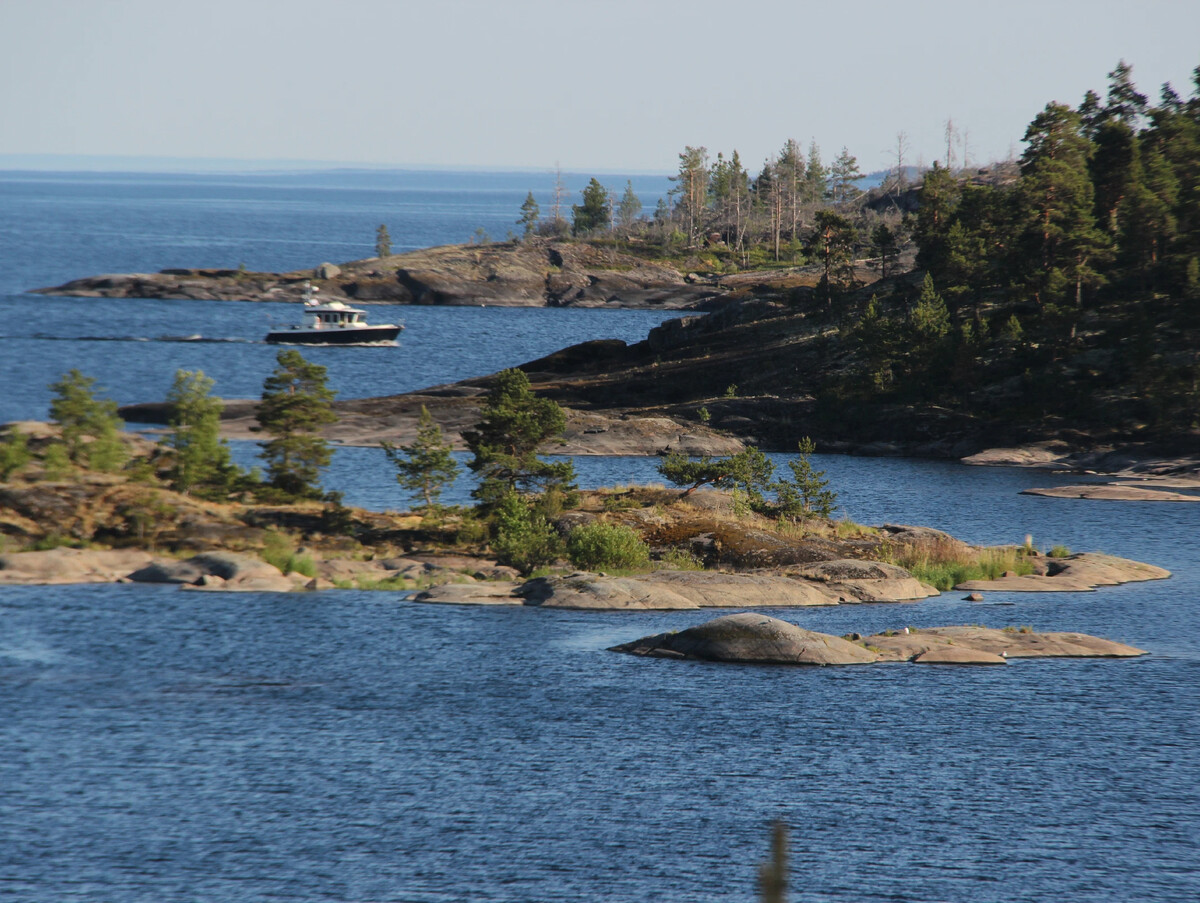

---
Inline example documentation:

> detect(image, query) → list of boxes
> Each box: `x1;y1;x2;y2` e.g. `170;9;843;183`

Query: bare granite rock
0;548;155;584
413;582;523;605
612;617;1147;668
866;625;1146;661
1021;484;1200;502
517;571;847;610
610;613;879;665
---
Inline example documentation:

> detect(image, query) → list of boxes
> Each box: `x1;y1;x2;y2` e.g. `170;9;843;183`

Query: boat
265;283;403;345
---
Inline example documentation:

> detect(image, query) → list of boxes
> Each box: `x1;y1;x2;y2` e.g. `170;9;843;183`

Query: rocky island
34;240;729;310
610;613;1147;666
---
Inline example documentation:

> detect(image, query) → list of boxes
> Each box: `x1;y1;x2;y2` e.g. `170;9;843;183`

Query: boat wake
265;339;400;347
9;334;254;344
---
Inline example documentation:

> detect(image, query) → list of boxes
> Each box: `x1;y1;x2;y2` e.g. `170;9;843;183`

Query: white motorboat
266;283;403;345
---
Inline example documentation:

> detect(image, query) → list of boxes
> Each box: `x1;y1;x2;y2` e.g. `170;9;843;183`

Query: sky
2;0;1198;175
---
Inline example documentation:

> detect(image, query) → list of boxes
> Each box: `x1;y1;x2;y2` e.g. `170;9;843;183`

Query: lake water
2;171;1199;902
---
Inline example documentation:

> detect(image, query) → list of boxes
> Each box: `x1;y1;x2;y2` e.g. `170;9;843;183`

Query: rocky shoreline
32;240;729;310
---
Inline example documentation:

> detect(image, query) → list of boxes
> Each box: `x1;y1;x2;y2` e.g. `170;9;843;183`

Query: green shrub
260;530;315;576
566;521;650;572
490;493;562;575
41;443;72;480
0;430;31;480
1049;544;1071;558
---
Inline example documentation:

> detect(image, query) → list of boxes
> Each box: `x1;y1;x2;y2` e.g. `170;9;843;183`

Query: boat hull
265;325;402;345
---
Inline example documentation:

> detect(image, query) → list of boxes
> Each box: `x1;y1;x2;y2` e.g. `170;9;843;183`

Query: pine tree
48;369;127;472
830;147;863;203
872;224;898;279
773;438;837;520
1090;119;1138;236
809;210;858;305
1105;60;1149;125
670;146;710;245
517;191;540;238
462;368;576;507
256;350;337;498
381;406;460;514
571;178;610;235
914;163;961;280
804;141;828;206
165;369;237;497
616;181;642;230
909;273;951;341
375;224;392;258
1018;102;1110;308
657;447;774;499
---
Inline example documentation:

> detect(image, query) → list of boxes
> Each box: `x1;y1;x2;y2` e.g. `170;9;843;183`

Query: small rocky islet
609;613;1147;667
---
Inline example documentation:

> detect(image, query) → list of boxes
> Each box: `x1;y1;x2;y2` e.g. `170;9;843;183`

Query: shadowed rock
610;613;879;665
129;552;296;592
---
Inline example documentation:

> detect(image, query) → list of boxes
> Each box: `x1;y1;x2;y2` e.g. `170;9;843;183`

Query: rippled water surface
2;171;1199;901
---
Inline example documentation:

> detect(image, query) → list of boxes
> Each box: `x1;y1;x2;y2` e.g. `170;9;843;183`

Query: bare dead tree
892;130;909;194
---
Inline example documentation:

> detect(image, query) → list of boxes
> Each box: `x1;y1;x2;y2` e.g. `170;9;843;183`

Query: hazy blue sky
3;0;1198;174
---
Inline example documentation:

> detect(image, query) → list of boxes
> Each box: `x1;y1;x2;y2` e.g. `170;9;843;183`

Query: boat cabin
306;303;366;329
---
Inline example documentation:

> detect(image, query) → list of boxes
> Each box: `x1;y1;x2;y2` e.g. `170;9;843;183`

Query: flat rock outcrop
0;548;155;584
611;613;879;665
511;567;937;611
865;625;1146;661
955;552;1170;592
612;616;1147;667
1022;483;1200;502
412;582;523;605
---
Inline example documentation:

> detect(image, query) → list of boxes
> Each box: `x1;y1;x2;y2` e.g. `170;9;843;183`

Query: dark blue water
2;171;1199;902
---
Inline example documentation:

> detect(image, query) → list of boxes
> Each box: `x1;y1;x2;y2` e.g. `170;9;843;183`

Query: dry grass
880;534;1034;590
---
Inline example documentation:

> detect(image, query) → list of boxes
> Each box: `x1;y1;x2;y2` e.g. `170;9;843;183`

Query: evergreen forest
523;61;1200;450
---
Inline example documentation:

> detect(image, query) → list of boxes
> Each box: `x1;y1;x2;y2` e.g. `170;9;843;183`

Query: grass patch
333;575;413;591
260;529;316;577
1048;544;1071;558
882;538;1035;591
